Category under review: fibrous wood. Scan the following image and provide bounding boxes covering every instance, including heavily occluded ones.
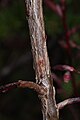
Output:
[25,0,59,120]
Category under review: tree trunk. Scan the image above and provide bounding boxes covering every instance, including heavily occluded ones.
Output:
[25,0,59,120]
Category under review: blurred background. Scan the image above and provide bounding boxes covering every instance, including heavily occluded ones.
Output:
[0,0,80,120]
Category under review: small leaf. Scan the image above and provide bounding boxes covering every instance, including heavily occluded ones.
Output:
[63,71,71,83]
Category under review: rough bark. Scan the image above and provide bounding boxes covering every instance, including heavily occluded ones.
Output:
[25,0,59,120]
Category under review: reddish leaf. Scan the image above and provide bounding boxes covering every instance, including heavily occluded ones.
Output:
[63,71,71,83]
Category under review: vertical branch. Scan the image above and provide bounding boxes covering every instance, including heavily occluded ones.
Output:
[61,0,71,55]
[25,0,59,120]
[60,0,78,96]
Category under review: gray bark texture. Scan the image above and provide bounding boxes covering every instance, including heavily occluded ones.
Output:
[25,0,59,120]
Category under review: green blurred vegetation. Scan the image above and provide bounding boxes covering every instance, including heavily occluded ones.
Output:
[0,0,25,39]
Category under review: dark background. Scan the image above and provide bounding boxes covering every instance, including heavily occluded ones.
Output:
[0,0,80,120]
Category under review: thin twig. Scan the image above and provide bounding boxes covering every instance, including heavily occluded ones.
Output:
[0,82,19,93]
[44,0,62,17]
[18,80,46,94]
[0,80,46,94]
[67,25,80,37]
[57,97,80,109]
[60,0,71,54]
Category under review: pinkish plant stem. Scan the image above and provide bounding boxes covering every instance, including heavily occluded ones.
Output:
[60,0,78,96]
[60,0,71,55]
[44,0,62,17]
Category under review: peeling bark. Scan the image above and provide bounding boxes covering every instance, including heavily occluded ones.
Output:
[25,0,59,120]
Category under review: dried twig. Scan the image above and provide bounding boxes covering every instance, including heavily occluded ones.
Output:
[0,80,46,94]
[18,80,46,94]
[0,82,19,93]
[57,97,80,109]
